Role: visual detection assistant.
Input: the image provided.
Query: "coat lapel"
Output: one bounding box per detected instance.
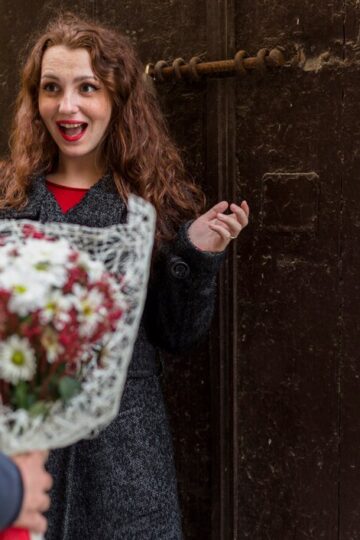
[0,174,127,227]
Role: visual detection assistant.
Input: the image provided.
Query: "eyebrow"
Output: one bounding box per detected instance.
[40,74,98,82]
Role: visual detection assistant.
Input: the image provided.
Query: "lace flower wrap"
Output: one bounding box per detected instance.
[0,195,155,454]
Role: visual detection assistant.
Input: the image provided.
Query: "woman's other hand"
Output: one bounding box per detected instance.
[13,451,53,534]
[188,200,250,252]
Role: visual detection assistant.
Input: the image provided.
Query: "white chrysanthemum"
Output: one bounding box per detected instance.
[0,269,50,316]
[0,265,52,288]
[19,238,71,265]
[72,285,106,337]
[0,335,36,384]
[77,253,105,282]
[28,264,68,288]
[40,290,76,325]
[15,239,72,287]
[0,243,19,264]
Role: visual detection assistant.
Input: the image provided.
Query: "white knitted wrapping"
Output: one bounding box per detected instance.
[0,195,155,455]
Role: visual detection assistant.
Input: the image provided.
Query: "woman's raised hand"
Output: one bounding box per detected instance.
[188,200,250,253]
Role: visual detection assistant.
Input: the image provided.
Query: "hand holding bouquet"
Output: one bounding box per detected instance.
[0,196,155,540]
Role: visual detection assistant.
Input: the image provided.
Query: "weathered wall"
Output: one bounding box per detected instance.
[234,0,360,537]
[338,3,360,538]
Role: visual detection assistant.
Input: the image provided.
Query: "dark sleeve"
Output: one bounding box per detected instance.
[143,222,226,353]
[0,453,23,530]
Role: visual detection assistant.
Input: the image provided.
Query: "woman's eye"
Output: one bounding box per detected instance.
[43,82,59,92]
[80,83,98,93]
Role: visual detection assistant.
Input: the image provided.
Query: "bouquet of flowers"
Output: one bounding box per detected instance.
[0,196,155,540]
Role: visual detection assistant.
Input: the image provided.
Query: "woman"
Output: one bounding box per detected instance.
[0,13,249,539]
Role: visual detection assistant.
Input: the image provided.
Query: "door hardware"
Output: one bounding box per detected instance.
[145,47,285,82]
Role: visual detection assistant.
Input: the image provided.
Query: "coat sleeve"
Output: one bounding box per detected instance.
[0,452,23,530]
[143,222,226,353]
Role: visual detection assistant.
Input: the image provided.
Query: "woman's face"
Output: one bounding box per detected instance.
[38,45,112,162]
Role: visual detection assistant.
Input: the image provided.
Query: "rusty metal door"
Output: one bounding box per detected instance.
[1,0,360,539]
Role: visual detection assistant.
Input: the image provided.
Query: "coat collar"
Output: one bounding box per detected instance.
[0,173,127,227]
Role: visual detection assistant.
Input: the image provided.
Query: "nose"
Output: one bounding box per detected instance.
[58,90,79,114]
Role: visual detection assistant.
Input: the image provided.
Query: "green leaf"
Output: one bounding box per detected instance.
[28,401,49,418]
[59,377,81,402]
[11,382,36,411]
[12,381,28,408]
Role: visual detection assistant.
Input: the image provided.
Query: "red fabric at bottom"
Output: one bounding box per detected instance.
[0,527,30,540]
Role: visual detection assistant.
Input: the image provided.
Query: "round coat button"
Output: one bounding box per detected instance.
[170,258,190,279]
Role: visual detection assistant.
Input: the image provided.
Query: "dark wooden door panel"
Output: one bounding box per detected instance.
[234,1,345,537]
[338,12,360,540]
[339,67,360,539]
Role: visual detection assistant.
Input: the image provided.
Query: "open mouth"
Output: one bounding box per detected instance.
[56,122,88,141]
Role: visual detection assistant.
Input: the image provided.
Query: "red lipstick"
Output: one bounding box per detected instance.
[56,120,88,142]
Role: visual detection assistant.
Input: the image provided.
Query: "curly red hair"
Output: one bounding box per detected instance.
[0,12,205,245]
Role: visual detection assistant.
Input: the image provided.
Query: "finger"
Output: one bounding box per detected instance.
[43,471,53,491]
[24,492,50,513]
[216,213,242,236]
[208,222,232,241]
[212,218,231,232]
[240,200,250,218]
[31,513,48,534]
[230,201,250,219]
[238,200,250,217]
[218,209,247,229]
[38,493,51,512]
[228,206,249,228]
[203,201,229,220]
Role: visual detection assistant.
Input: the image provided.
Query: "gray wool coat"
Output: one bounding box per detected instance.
[0,174,225,540]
